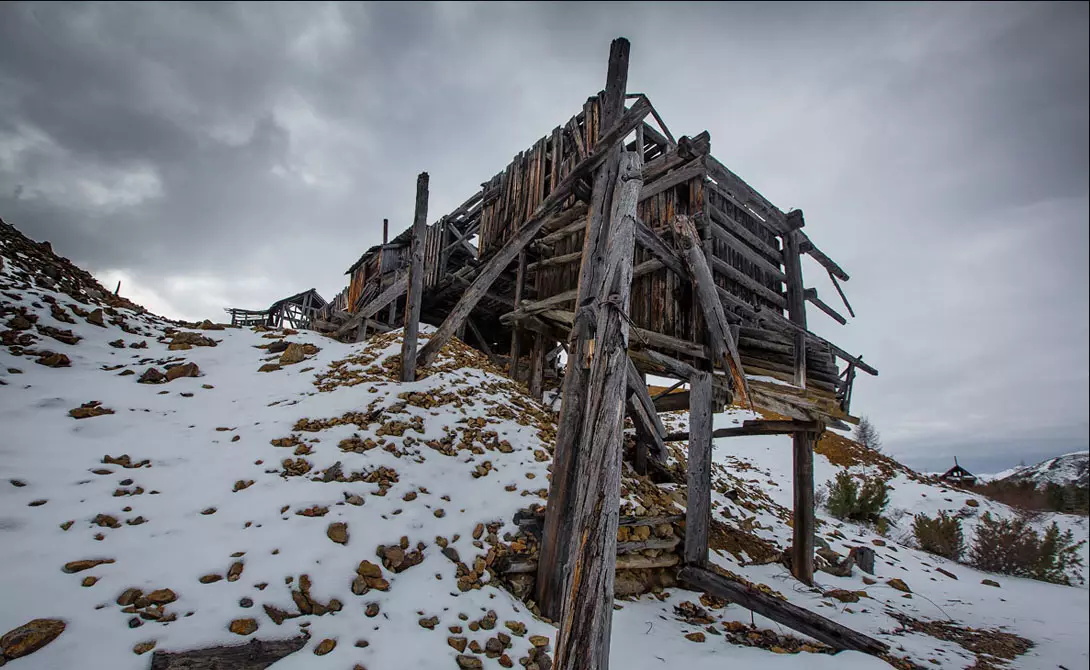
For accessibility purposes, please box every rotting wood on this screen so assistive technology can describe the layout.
[677,567,889,655]
[756,307,878,376]
[509,250,528,380]
[799,233,850,281]
[805,287,848,325]
[828,270,856,318]
[782,213,808,389]
[792,429,817,584]
[625,358,668,465]
[333,273,407,339]
[551,45,640,670]
[414,95,652,371]
[671,214,748,405]
[633,216,686,278]
[684,370,713,566]
[711,255,787,309]
[149,637,308,670]
[663,419,824,442]
[400,172,429,382]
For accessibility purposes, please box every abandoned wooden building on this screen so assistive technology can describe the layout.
[940,458,978,487]
[302,36,883,669]
[226,288,326,330]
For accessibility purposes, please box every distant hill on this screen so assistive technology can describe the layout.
[992,451,1090,490]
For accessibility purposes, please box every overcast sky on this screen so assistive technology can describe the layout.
[1,2,1086,473]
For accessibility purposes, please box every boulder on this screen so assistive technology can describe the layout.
[0,618,66,660]
[138,368,165,384]
[166,362,200,382]
[86,309,105,327]
[279,343,306,365]
[36,353,71,368]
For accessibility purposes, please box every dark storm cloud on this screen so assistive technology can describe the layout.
[0,1,1086,472]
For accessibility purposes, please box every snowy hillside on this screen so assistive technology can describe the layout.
[990,452,1090,490]
[1,225,1088,670]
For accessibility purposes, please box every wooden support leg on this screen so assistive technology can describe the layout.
[684,370,713,566]
[792,430,816,585]
[400,172,429,382]
[528,333,545,400]
[509,251,527,380]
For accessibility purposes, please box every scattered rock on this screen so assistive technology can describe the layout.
[529,635,550,648]
[7,315,32,330]
[887,578,911,593]
[86,309,106,327]
[419,616,439,630]
[166,362,200,382]
[133,641,156,655]
[36,352,70,368]
[63,558,114,573]
[229,618,258,636]
[0,619,67,660]
[455,655,484,669]
[685,632,706,643]
[69,402,115,419]
[81,576,99,587]
[314,638,336,656]
[138,368,165,384]
[982,579,1000,588]
[825,589,861,603]
[448,636,468,652]
[117,588,143,606]
[327,522,349,545]
[145,588,177,604]
[258,363,281,373]
[279,343,306,365]
[199,574,223,584]
[965,499,979,507]
[935,567,958,580]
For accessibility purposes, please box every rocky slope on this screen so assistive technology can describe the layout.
[1,222,1088,670]
[991,451,1090,490]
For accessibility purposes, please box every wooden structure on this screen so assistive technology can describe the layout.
[317,36,881,670]
[226,288,326,329]
[940,458,977,487]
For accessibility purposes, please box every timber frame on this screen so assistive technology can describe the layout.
[296,36,883,670]
[226,288,326,329]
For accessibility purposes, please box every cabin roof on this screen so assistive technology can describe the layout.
[268,288,326,312]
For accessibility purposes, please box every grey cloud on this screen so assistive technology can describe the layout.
[0,2,1086,473]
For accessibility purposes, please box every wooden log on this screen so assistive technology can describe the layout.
[799,233,850,281]
[528,332,545,400]
[415,95,652,371]
[684,371,713,566]
[333,274,407,339]
[672,214,748,404]
[755,308,878,376]
[527,250,582,272]
[625,358,668,465]
[663,419,824,442]
[149,637,308,670]
[828,271,856,318]
[637,160,705,203]
[706,213,786,281]
[500,289,578,324]
[792,430,817,584]
[707,204,782,264]
[400,172,429,382]
[551,42,638,669]
[805,288,847,325]
[629,343,701,380]
[711,255,786,309]
[634,215,686,278]
[677,567,889,655]
[704,155,787,234]
[616,536,679,553]
[509,251,528,380]
[782,219,807,388]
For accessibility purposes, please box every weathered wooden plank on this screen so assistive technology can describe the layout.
[782,218,808,389]
[500,289,578,324]
[332,274,407,339]
[663,419,824,442]
[799,233,850,281]
[711,255,787,309]
[625,358,668,466]
[706,213,786,281]
[633,216,686,278]
[628,348,700,383]
[552,121,642,670]
[704,155,787,234]
[756,307,878,376]
[509,250,528,380]
[793,430,817,584]
[638,160,705,203]
[527,250,582,272]
[677,567,889,655]
[684,371,713,566]
[805,287,847,325]
[149,637,308,670]
[828,271,856,318]
[401,172,429,382]
[415,95,652,371]
[672,215,748,404]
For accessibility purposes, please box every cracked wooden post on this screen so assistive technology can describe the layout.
[684,370,713,566]
[783,209,807,389]
[792,429,816,585]
[400,172,429,382]
[553,148,642,670]
[537,36,631,623]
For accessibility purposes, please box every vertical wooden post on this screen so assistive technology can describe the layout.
[400,172,429,382]
[792,430,816,585]
[783,210,807,388]
[684,370,713,566]
[528,334,545,400]
[382,218,389,244]
[537,36,630,622]
[509,250,528,381]
[553,148,642,670]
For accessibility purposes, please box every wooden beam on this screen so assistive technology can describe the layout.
[804,288,847,325]
[756,307,878,376]
[644,95,677,148]
[706,214,786,281]
[677,567,889,655]
[684,371,713,566]
[792,430,817,584]
[149,637,308,670]
[625,358,668,465]
[799,233,850,281]
[401,172,429,382]
[509,251,528,380]
[828,271,856,318]
[664,419,824,442]
[552,101,641,670]
[711,255,786,309]
[782,218,807,389]
[637,160,704,203]
[633,216,686,278]
[415,95,652,371]
[672,214,748,405]
[527,250,582,272]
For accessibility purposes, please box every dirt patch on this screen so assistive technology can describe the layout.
[890,613,1033,669]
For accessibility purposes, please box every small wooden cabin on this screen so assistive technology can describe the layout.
[226,288,326,330]
[940,458,978,487]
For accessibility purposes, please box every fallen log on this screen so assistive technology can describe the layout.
[677,566,889,655]
[149,637,308,670]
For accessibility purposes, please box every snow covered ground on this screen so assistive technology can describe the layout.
[1,234,1088,670]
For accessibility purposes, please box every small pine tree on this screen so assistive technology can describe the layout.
[912,512,965,560]
[855,417,882,452]
[824,471,889,523]
[826,471,859,520]
[969,512,1086,585]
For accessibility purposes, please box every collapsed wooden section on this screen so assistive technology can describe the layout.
[226,288,326,330]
